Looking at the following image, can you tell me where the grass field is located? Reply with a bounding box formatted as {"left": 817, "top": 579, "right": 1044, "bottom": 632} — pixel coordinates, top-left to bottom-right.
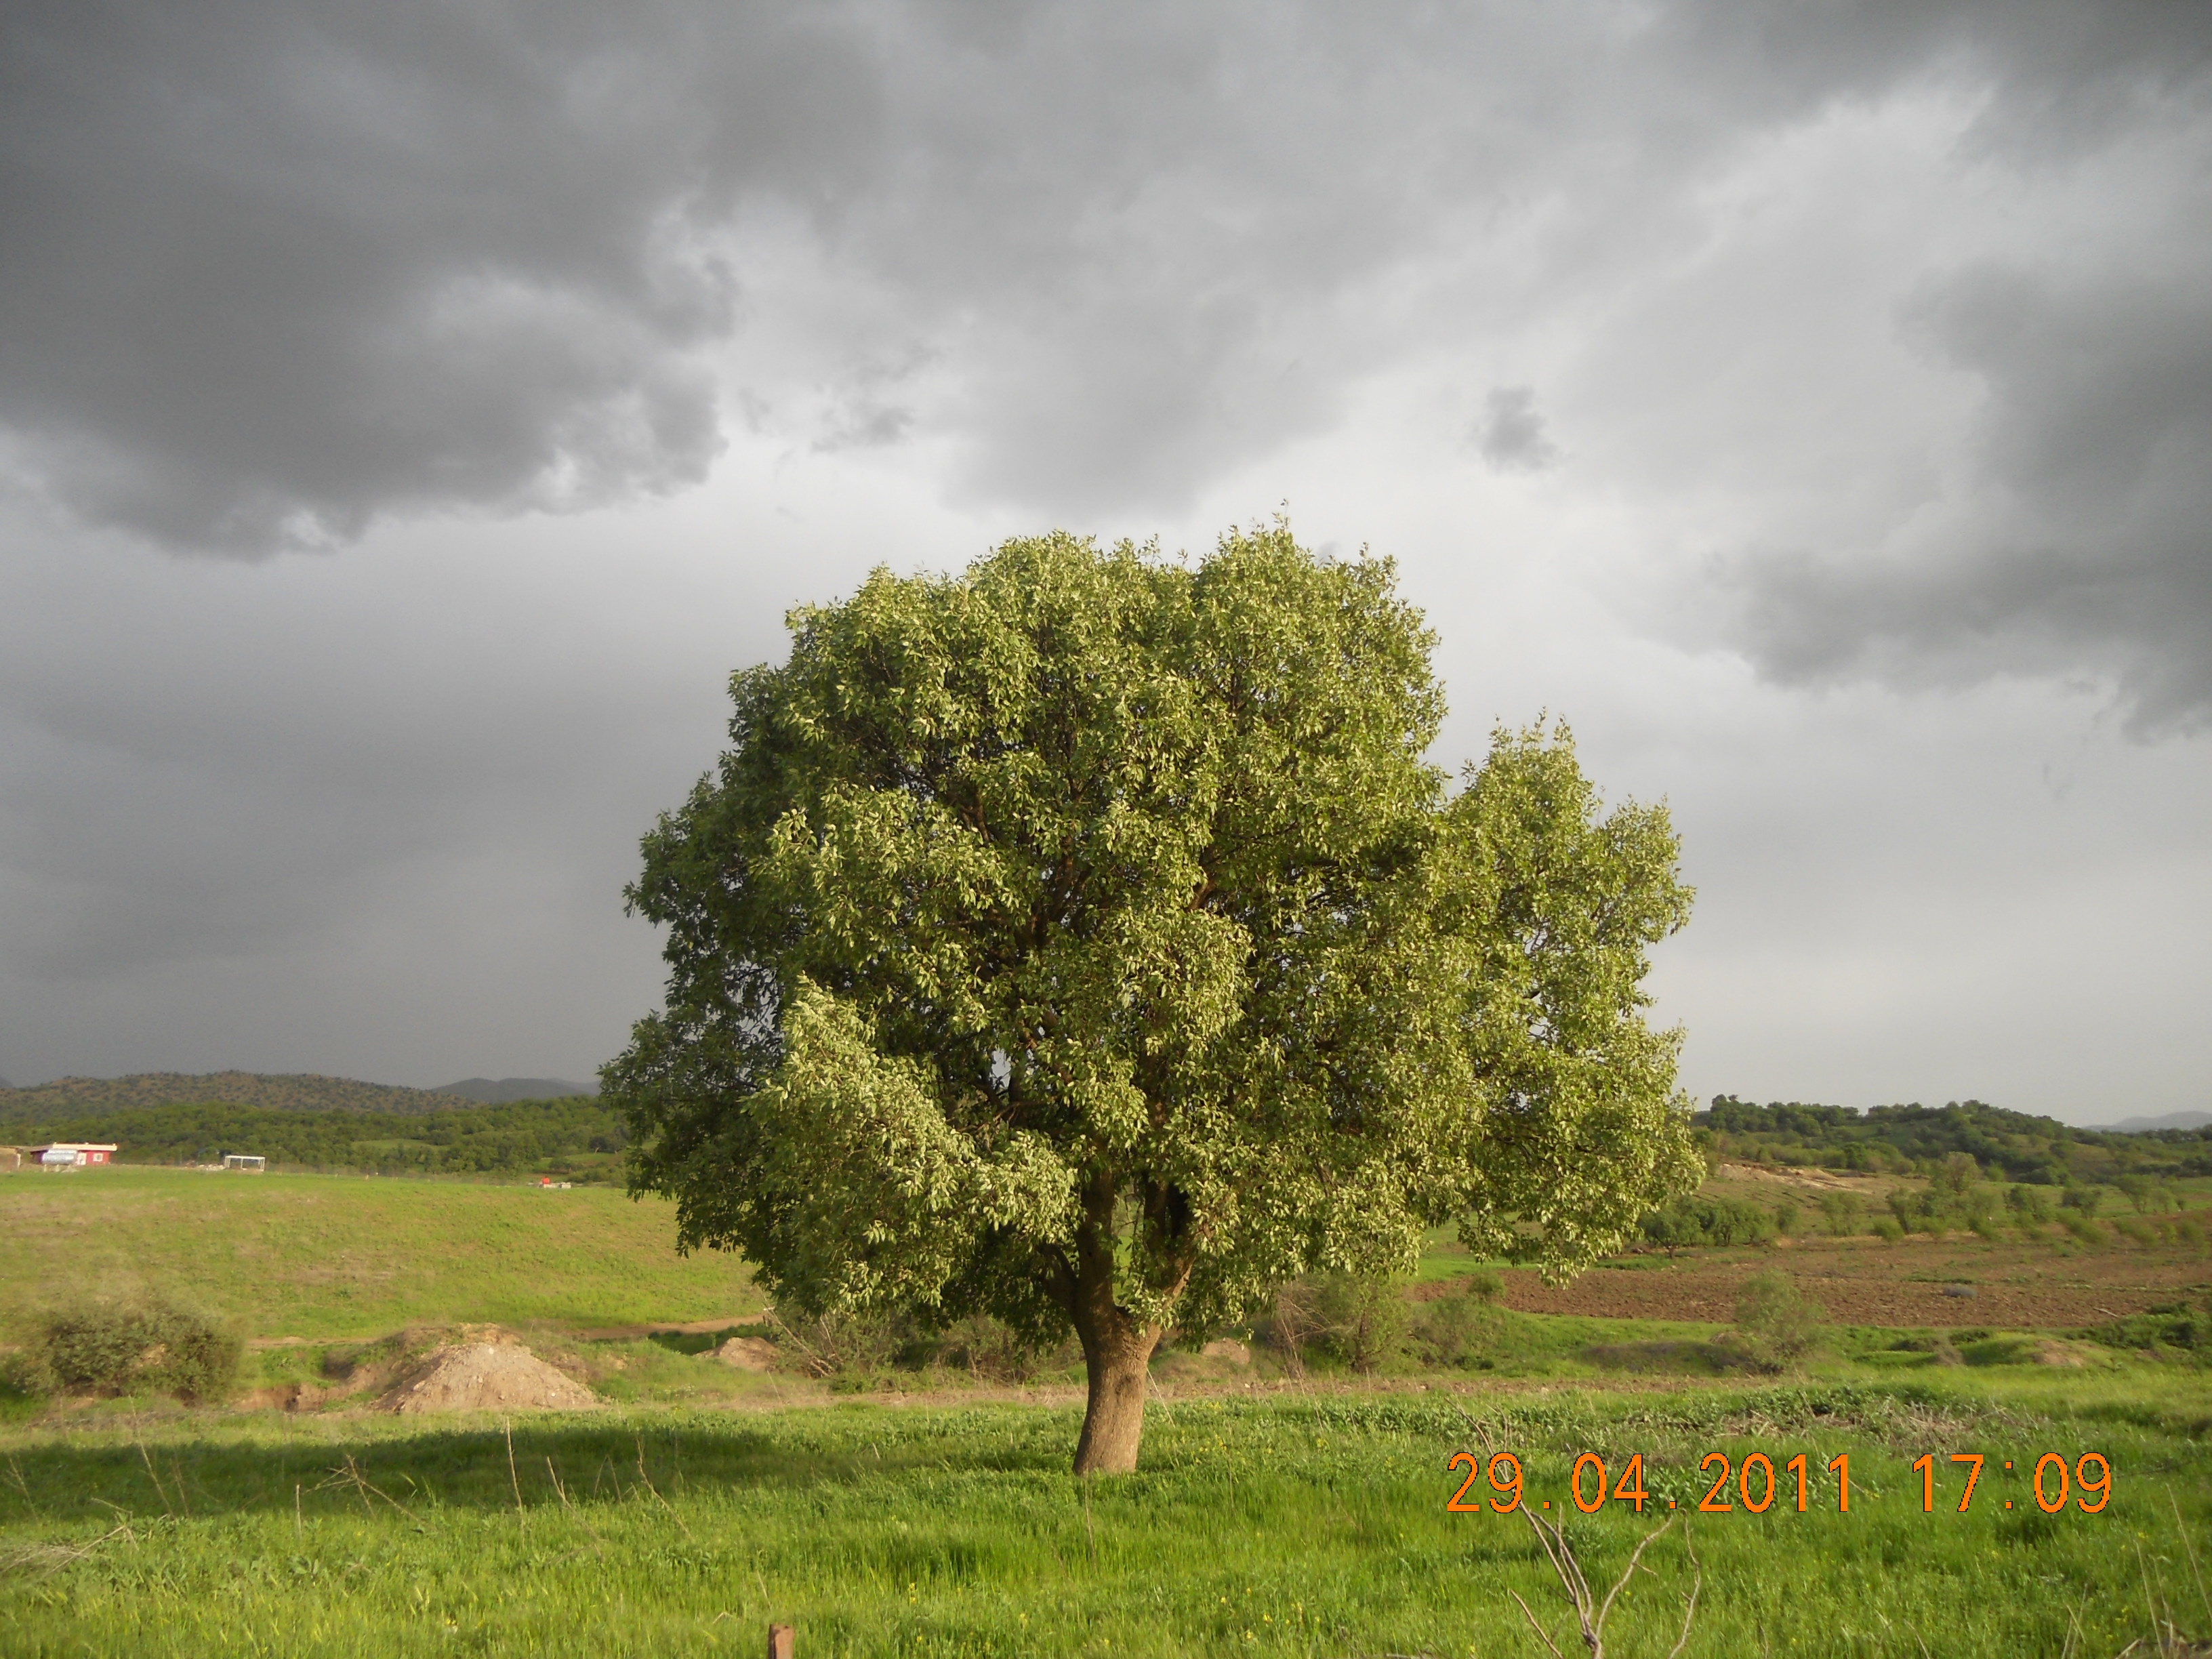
{"left": 3, "top": 1376, "right": 2208, "bottom": 1656}
{"left": 0, "top": 1169, "right": 760, "bottom": 1339}
{"left": 2, "top": 1164, "right": 2209, "bottom": 1656}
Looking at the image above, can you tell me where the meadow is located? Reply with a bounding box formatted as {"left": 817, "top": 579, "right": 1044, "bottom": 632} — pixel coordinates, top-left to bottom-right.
{"left": 0, "top": 1168, "right": 760, "bottom": 1339}
{"left": 3, "top": 1377, "right": 2209, "bottom": 1656}
{"left": 1, "top": 1161, "right": 2208, "bottom": 1656}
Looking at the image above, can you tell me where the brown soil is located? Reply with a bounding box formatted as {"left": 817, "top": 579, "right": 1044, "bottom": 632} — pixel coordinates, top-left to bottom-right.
{"left": 714, "top": 1336, "right": 779, "bottom": 1372}
{"left": 1424, "top": 1234, "right": 2210, "bottom": 1329}
{"left": 376, "top": 1339, "right": 599, "bottom": 1413}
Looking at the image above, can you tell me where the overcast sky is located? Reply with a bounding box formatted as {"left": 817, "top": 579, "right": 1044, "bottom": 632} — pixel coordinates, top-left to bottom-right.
{"left": 3, "top": 1, "right": 2208, "bottom": 1124}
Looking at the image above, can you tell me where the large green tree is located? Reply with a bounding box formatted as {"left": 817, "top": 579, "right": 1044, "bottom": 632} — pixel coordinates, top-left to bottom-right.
{"left": 606, "top": 525, "right": 1698, "bottom": 1472}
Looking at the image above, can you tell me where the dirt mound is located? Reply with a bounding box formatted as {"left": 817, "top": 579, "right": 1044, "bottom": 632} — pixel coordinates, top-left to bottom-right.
{"left": 376, "top": 1340, "right": 598, "bottom": 1414}
{"left": 714, "top": 1336, "right": 779, "bottom": 1372}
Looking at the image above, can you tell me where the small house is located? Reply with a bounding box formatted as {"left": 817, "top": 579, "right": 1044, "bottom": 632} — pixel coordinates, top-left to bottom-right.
{"left": 28, "top": 1143, "right": 117, "bottom": 1169}
{"left": 222, "top": 1153, "right": 266, "bottom": 1172}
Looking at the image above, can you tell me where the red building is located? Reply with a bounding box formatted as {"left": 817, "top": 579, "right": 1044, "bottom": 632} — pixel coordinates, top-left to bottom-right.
{"left": 28, "top": 1143, "right": 116, "bottom": 1168}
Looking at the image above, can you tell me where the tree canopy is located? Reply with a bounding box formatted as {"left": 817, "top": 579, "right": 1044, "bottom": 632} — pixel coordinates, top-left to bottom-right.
{"left": 606, "top": 524, "right": 1698, "bottom": 1471}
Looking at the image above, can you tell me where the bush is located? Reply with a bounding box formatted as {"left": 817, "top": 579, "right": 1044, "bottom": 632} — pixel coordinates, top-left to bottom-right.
{"left": 1771, "top": 1200, "right": 1800, "bottom": 1237}
{"left": 1640, "top": 1196, "right": 1777, "bottom": 1248}
{"left": 39, "top": 1298, "right": 243, "bottom": 1404}
{"left": 2007, "top": 1184, "right": 2057, "bottom": 1225}
{"left": 1818, "top": 1191, "right": 1864, "bottom": 1236}
{"left": 1307, "top": 1273, "right": 1412, "bottom": 1374}
{"left": 1870, "top": 1217, "right": 1905, "bottom": 1244}
{"left": 2057, "top": 1210, "right": 2106, "bottom": 1244}
{"left": 1725, "top": 1270, "right": 1825, "bottom": 1373}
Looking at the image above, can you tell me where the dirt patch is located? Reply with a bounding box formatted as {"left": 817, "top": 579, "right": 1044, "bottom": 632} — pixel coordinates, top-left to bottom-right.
{"left": 376, "top": 1340, "right": 598, "bottom": 1413}
{"left": 714, "top": 1336, "right": 779, "bottom": 1372}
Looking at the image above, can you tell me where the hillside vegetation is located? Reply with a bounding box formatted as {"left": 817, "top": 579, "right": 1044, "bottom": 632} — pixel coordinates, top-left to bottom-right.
{"left": 0, "top": 1098, "right": 621, "bottom": 1179}
{"left": 0, "top": 1071, "right": 480, "bottom": 1120}
{"left": 1699, "top": 1094, "right": 2212, "bottom": 1182}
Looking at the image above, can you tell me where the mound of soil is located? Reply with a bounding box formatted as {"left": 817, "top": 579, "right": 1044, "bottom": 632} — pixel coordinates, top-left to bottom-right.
{"left": 714, "top": 1336, "right": 779, "bottom": 1372}
{"left": 376, "top": 1340, "right": 598, "bottom": 1414}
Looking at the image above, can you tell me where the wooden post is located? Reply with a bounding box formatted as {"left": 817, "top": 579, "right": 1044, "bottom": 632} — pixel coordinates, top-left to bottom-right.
{"left": 766, "top": 1622, "right": 794, "bottom": 1658}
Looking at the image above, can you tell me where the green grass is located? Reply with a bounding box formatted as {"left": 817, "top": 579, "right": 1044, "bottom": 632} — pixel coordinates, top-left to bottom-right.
{"left": 2, "top": 1375, "right": 2208, "bottom": 1656}
{"left": 0, "top": 1169, "right": 760, "bottom": 1340}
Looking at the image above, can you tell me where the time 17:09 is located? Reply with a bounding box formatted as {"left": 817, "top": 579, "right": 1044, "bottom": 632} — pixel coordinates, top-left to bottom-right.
{"left": 1448, "top": 1451, "right": 1852, "bottom": 1515}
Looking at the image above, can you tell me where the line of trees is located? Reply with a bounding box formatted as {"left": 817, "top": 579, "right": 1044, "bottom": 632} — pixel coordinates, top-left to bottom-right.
{"left": 1696, "top": 1097, "right": 2212, "bottom": 1183}
{"left": 3, "top": 1098, "right": 623, "bottom": 1178}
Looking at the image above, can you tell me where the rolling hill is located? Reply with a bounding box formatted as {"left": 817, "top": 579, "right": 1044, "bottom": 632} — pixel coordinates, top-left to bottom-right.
{"left": 0, "top": 1071, "right": 478, "bottom": 1120}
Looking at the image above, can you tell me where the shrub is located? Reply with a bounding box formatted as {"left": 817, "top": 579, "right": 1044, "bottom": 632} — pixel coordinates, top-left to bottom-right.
{"left": 2057, "top": 1210, "right": 2106, "bottom": 1244}
{"left": 1818, "top": 1191, "right": 1864, "bottom": 1236}
{"left": 1725, "top": 1270, "right": 1825, "bottom": 1372}
{"left": 1871, "top": 1217, "right": 1905, "bottom": 1244}
{"left": 1771, "top": 1200, "right": 1800, "bottom": 1237}
{"left": 1640, "top": 1196, "right": 1777, "bottom": 1248}
{"left": 1412, "top": 1291, "right": 1490, "bottom": 1370}
{"left": 39, "top": 1298, "right": 243, "bottom": 1404}
{"left": 2007, "top": 1184, "right": 2057, "bottom": 1225}
{"left": 1308, "top": 1273, "right": 1412, "bottom": 1374}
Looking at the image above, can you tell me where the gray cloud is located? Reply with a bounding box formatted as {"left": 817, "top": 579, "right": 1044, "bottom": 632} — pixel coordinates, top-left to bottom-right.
{"left": 0, "top": 2, "right": 879, "bottom": 550}
{"left": 1723, "top": 260, "right": 2212, "bottom": 730}
{"left": 1474, "top": 387, "right": 1558, "bottom": 472}
{"left": 7, "top": 0, "right": 2212, "bottom": 1103}
{"left": 13, "top": 1, "right": 2208, "bottom": 554}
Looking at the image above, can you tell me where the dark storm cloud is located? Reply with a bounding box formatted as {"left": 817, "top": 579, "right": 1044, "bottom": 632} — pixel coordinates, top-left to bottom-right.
{"left": 4, "top": 0, "right": 2210, "bottom": 702}
{"left": 0, "top": 1, "right": 879, "bottom": 550}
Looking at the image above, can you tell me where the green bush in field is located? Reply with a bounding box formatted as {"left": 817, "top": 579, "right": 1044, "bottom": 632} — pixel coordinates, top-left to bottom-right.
{"left": 1870, "top": 1216, "right": 1905, "bottom": 1244}
{"left": 1409, "top": 1279, "right": 1501, "bottom": 1370}
{"left": 1770, "top": 1198, "right": 1799, "bottom": 1236}
{"left": 1308, "top": 1273, "right": 1412, "bottom": 1374}
{"left": 1639, "top": 1195, "right": 1776, "bottom": 1248}
{"left": 38, "top": 1297, "right": 243, "bottom": 1404}
{"left": 1818, "top": 1189, "right": 1864, "bottom": 1235}
{"left": 1725, "top": 1269, "right": 1824, "bottom": 1373}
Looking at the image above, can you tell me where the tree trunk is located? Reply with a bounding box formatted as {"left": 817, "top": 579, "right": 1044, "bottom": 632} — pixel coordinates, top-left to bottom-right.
{"left": 1067, "top": 1174, "right": 1163, "bottom": 1475}
{"left": 1071, "top": 1309, "right": 1158, "bottom": 1476}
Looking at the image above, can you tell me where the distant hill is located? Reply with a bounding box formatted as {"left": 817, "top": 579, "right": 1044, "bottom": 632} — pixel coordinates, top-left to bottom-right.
{"left": 435, "top": 1076, "right": 597, "bottom": 1104}
{"left": 2101, "top": 1109, "right": 2212, "bottom": 1134}
{"left": 0, "top": 1071, "right": 478, "bottom": 1122}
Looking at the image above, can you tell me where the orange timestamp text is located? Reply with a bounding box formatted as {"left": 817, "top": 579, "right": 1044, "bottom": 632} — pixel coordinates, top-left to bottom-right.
{"left": 1446, "top": 1450, "right": 2112, "bottom": 1517}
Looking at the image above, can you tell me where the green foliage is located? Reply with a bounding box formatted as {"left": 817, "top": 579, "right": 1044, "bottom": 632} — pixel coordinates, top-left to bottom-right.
{"left": 1639, "top": 1195, "right": 1776, "bottom": 1248}
{"left": 1769, "top": 1198, "right": 1799, "bottom": 1236}
{"left": 1725, "top": 1269, "right": 1825, "bottom": 1372}
{"left": 1818, "top": 1190, "right": 1864, "bottom": 1235}
{"left": 2062, "top": 1183, "right": 2104, "bottom": 1217}
{"left": 1, "top": 1097, "right": 623, "bottom": 1176}
{"left": 1870, "top": 1216, "right": 1905, "bottom": 1244}
{"left": 607, "top": 525, "right": 1699, "bottom": 1384}
{"left": 0, "top": 1070, "right": 499, "bottom": 1122}
{"left": 37, "top": 1296, "right": 242, "bottom": 1404}
{"left": 2007, "top": 1183, "right": 2057, "bottom": 1225}
{"left": 1698, "top": 1094, "right": 2212, "bottom": 1183}
{"left": 1305, "top": 1274, "right": 1412, "bottom": 1374}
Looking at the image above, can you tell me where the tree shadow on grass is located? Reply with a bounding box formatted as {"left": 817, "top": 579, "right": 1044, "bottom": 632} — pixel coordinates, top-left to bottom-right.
{"left": 0, "top": 1412, "right": 1074, "bottom": 1527}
